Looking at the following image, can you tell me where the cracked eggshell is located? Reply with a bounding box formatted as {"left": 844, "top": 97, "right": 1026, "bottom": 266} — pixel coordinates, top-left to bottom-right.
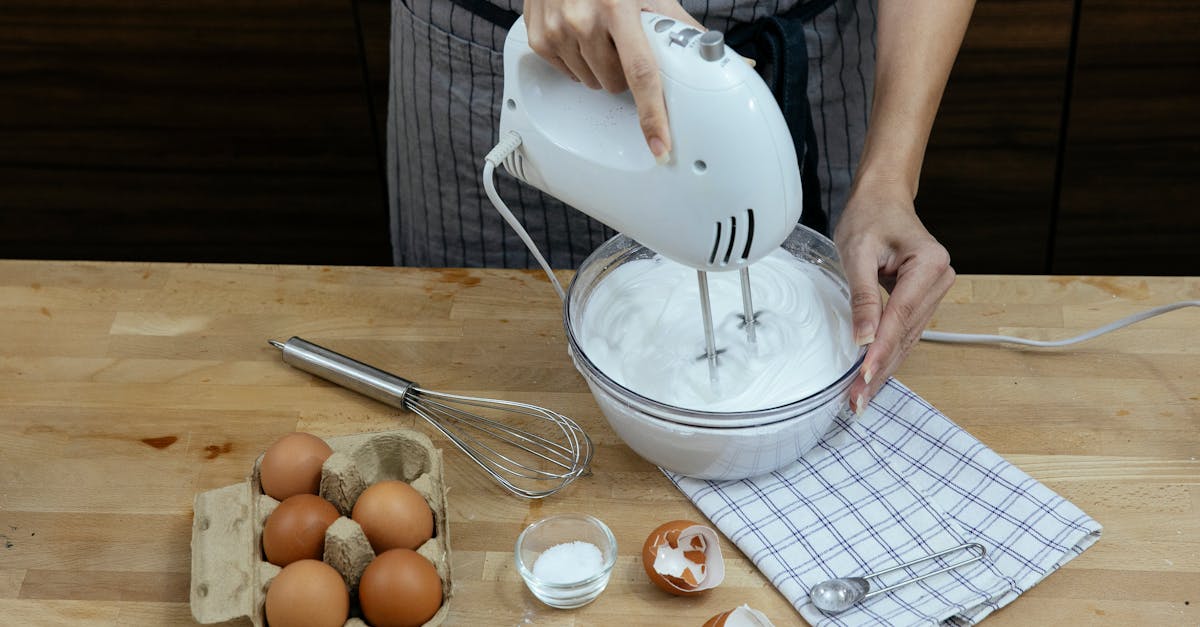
{"left": 703, "top": 605, "right": 776, "bottom": 627}
{"left": 640, "top": 520, "right": 725, "bottom": 595}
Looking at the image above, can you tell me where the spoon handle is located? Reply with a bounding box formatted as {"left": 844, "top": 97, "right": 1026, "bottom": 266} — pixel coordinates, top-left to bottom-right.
{"left": 862, "top": 543, "right": 987, "bottom": 600}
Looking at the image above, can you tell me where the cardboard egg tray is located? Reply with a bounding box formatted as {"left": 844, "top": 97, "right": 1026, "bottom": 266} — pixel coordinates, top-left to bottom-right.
{"left": 190, "top": 429, "right": 451, "bottom": 626}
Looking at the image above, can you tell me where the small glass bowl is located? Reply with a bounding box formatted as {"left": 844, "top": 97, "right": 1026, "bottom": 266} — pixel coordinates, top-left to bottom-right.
{"left": 514, "top": 514, "right": 618, "bottom": 609}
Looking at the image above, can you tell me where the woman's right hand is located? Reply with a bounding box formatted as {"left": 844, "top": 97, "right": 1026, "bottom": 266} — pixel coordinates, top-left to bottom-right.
{"left": 523, "top": 0, "right": 703, "bottom": 164}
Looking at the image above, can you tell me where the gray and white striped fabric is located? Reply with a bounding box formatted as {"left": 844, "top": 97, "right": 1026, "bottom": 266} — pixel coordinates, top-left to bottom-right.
{"left": 387, "top": 0, "right": 876, "bottom": 268}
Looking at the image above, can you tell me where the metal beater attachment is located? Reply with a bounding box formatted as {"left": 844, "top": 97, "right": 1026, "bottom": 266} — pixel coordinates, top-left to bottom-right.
{"left": 696, "top": 270, "right": 721, "bottom": 369}
{"left": 269, "top": 337, "right": 592, "bottom": 499}
{"left": 738, "top": 266, "right": 758, "bottom": 344}
{"left": 695, "top": 267, "right": 761, "bottom": 372}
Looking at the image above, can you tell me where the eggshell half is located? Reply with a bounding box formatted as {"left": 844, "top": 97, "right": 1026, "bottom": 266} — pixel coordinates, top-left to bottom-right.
{"left": 640, "top": 519, "right": 726, "bottom": 595}
{"left": 703, "top": 605, "right": 776, "bottom": 627}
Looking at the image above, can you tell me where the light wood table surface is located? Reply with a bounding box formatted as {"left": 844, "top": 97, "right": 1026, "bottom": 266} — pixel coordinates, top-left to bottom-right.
{"left": 0, "top": 261, "right": 1196, "bottom": 626}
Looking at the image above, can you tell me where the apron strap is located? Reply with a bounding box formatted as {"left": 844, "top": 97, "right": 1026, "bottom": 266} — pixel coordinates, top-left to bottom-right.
{"left": 445, "top": 0, "right": 520, "bottom": 29}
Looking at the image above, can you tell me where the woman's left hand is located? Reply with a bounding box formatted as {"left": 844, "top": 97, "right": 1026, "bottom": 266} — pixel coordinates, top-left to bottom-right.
{"left": 834, "top": 179, "right": 956, "bottom": 414}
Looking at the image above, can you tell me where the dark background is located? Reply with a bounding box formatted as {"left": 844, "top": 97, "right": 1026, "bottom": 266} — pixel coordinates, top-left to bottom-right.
{"left": 1, "top": 0, "right": 1197, "bottom": 274}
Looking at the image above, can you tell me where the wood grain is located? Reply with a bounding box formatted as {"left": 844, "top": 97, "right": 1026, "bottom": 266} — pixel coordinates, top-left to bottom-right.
{"left": 0, "top": 1, "right": 391, "bottom": 265}
{"left": 0, "top": 261, "right": 1196, "bottom": 625}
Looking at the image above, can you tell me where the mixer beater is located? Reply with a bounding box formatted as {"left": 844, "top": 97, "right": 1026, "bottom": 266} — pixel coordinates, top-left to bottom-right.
{"left": 739, "top": 267, "right": 759, "bottom": 343}
{"left": 697, "top": 267, "right": 760, "bottom": 377}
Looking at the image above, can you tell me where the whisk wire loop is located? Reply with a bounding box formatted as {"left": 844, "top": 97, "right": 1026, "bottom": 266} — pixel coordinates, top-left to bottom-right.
{"left": 398, "top": 389, "right": 592, "bottom": 499}
{"left": 416, "top": 392, "right": 581, "bottom": 462}
{"left": 406, "top": 402, "right": 571, "bottom": 498}
{"left": 271, "top": 337, "right": 592, "bottom": 499}
{"left": 412, "top": 394, "right": 580, "bottom": 478}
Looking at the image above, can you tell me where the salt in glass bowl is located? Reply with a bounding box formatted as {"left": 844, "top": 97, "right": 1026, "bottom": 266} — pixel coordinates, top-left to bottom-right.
{"left": 514, "top": 514, "right": 618, "bottom": 609}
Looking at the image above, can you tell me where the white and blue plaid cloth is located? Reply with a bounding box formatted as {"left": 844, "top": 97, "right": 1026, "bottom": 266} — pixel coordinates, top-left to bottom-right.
{"left": 666, "top": 379, "right": 1101, "bottom": 626}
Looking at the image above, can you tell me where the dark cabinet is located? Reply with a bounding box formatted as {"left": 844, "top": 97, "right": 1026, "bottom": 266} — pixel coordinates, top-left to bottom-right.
{"left": 0, "top": 1, "right": 391, "bottom": 265}
{"left": 0, "top": 0, "right": 1196, "bottom": 274}
{"left": 919, "top": 0, "right": 1074, "bottom": 274}
{"left": 922, "top": 0, "right": 1198, "bottom": 275}
{"left": 1053, "top": 0, "right": 1200, "bottom": 274}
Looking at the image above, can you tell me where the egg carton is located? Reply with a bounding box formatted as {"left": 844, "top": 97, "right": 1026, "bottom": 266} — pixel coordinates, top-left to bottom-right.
{"left": 190, "top": 429, "right": 451, "bottom": 626}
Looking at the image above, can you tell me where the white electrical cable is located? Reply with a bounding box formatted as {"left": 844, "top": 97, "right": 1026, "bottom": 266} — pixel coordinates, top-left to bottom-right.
{"left": 920, "top": 300, "right": 1200, "bottom": 347}
{"left": 483, "top": 132, "right": 565, "bottom": 300}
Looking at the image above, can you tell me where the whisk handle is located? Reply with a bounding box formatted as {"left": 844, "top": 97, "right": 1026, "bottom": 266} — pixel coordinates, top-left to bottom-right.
{"left": 270, "top": 337, "right": 415, "bottom": 410}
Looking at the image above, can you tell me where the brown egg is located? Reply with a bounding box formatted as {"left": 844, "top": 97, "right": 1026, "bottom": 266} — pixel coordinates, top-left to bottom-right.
{"left": 351, "top": 480, "right": 434, "bottom": 553}
{"left": 641, "top": 519, "right": 726, "bottom": 595}
{"left": 260, "top": 432, "right": 333, "bottom": 500}
{"left": 262, "top": 494, "right": 341, "bottom": 566}
{"left": 358, "top": 548, "right": 443, "bottom": 627}
{"left": 264, "top": 559, "right": 349, "bottom": 627}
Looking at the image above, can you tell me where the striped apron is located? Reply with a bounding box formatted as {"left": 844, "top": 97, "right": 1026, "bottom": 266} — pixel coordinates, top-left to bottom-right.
{"left": 388, "top": 0, "right": 876, "bottom": 268}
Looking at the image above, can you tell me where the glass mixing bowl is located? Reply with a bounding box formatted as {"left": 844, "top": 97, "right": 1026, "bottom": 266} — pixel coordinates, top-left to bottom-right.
{"left": 563, "top": 224, "right": 865, "bottom": 479}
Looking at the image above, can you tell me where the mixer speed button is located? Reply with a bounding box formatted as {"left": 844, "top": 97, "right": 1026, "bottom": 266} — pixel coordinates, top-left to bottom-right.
{"left": 670, "top": 28, "right": 701, "bottom": 47}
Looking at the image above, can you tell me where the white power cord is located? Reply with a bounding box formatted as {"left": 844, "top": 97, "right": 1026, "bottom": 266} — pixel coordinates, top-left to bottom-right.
{"left": 920, "top": 300, "right": 1200, "bottom": 347}
{"left": 483, "top": 131, "right": 565, "bottom": 300}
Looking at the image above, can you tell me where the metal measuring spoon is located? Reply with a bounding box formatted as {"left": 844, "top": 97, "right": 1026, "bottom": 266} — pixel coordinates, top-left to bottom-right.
{"left": 810, "top": 542, "right": 987, "bottom": 614}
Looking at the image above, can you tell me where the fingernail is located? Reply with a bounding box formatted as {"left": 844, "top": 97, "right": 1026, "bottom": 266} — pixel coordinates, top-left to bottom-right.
{"left": 855, "top": 325, "right": 875, "bottom": 346}
{"left": 863, "top": 367, "right": 873, "bottom": 385}
{"left": 650, "top": 137, "right": 670, "bottom": 165}
{"left": 855, "top": 395, "right": 866, "bottom": 416}
{"left": 743, "top": 57, "right": 757, "bottom": 68}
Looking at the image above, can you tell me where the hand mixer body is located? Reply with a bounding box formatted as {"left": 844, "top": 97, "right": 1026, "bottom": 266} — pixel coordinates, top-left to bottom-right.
{"left": 499, "top": 13, "right": 802, "bottom": 271}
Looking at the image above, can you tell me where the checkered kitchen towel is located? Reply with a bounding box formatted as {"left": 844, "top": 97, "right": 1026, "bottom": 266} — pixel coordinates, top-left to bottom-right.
{"left": 666, "top": 379, "right": 1101, "bottom": 626}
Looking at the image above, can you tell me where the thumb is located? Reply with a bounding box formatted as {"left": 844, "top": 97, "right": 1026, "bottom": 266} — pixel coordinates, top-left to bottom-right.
{"left": 842, "top": 249, "right": 883, "bottom": 347}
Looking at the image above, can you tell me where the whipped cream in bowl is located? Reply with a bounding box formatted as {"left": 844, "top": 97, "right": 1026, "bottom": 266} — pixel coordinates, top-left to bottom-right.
{"left": 563, "top": 224, "right": 865, "bottom": 478}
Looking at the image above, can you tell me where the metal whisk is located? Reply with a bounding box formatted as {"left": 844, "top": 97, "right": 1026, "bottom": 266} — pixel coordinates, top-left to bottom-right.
{"left": 269, "top": 337, "right": 592, "bottom": 499}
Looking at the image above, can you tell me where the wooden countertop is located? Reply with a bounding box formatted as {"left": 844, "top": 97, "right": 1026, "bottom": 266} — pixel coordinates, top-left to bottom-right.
{"left": 0, "top": 260, "right": 1196, "bottom": 625}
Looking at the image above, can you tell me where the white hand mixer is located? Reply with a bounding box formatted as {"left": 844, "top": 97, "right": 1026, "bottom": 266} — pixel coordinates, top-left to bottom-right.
{"left": 483, "top": 14, "right": 1200, "bottom": 368}
{"left": 483, "top": 12, "right": 804, "bottom": 368}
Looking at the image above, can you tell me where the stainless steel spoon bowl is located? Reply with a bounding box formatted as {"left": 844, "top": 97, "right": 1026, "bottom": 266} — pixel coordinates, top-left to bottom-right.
{"left": 810, "top": 576, "right": 871, "bottom": 613}
{"left": 809, "top": 543, "right": 986, "bottom": 614}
